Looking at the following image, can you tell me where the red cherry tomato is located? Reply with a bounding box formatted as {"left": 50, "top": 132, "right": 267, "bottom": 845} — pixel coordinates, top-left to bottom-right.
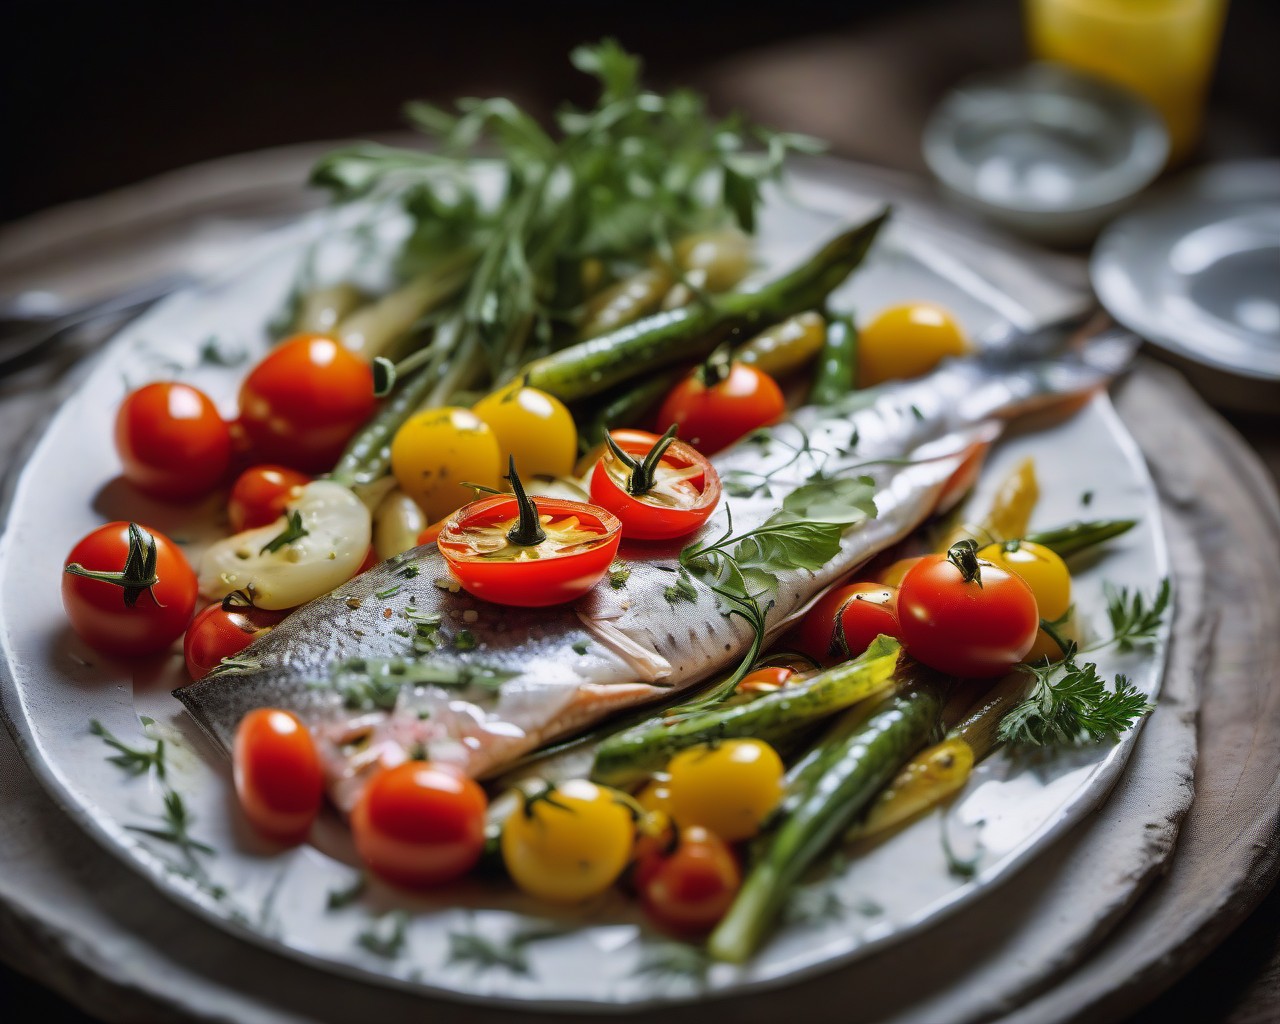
{"left": 897, "top": 544, "right": 1039, "bottom": 678}
{"left": 115, "top": 382, "right": 232, "bottom": 501}
{"left": 62, "top": 522, "right": 197, "bottom": 657}
{"left": 794, "top": 583, "right": 900, "bottom": 664}
{"left": 233, "top": 708, "right": 324, "bottom": 844}
{"left": 637, "top": 825, "right": 741, "bottom": 935}
{"left": 438, "top": 474, "right": 622, "bottom": 607}
{"left": 237, "top": 334, "right": 375, "bottom": 473}
{"left": 589, "top": 428, "right": 721, "bottom": 540}
{"left": 184, "top": 602, "right": 287, "bottom": 680}
{"left": 656, "top": 361, "right": 786, "bottom": 455}
{"left": 227, "top": 464, "right": 311, "bottom": 532}
{"left": 735, "top": 665, "right": 796, "bottom": 695}
{"left": 351, "top": 761, "right": 487, "bottom": 888}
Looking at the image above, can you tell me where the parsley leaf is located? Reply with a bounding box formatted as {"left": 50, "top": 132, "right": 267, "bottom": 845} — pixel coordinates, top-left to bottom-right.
{"left": 998, "top": 653, "right": 1152, "bottom": 748}
{"left": 1102, "top": 578, "right": 1171, "bottom": 652}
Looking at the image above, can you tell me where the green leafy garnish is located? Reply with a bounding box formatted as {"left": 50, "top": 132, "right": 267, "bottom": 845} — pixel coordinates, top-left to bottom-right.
{"left": 90, "top": 719, "right": 166, "bottom": 779}
{"left": 126, "top": 790, "right": 215, "bottom": 860}
{"left": 326, "top": 874, "right": 367, "bottom": 910}
{"left": 998, "top": 652, "right": 1152, "bottom": 748}
{"left": 259, "top": 510, "right": 308, "bottom": 556}
{"left": 633, "top": 942, "right": 710, "bottom": 983}
{"left": 357, "top": 911, "right": 409, "bottom": 959}
{"left": 334, "top": 656, "right": 518, "bottom": 709}
{"left": 1101, "top": 578, "right": 1171, "bottom": 652}
{"left": 309, "top": 40, "right": 820, "bottom": 382}
{"left": 445, "top": 926, "right": 565, "bottom": 976}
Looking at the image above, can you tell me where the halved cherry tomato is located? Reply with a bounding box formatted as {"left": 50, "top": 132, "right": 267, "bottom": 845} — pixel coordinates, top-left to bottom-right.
{"left": 897, "top": 541, "right": 1039, "bottom": 678}
{"left": 656, "top": 359, "right": 785, "bottom": 455}
{"left": 115, "top": 382, "right": 232, "bottom": 501}
{"left": 62, "top": 522, "right": 197, "bottom": 657}
{"left": 233, "top": 708, "right": 323, "bottom": 844}
{"left": 184, "top": 601, "right": 287, "bottom": 680}
{"left": 637, "top": 825, "right": 741, "bottom": 935}
{"left": 228, "top": 465, "right": 311, "bottom": 532}
{"left": 794, "top": 583, "right": 899, "bottom": 664}
{"left": 472, "top": 382, "right": 578, "bottom": 479}
{"left": 351, "top": 761, "right": 487, "bottom": 888}
{"left": 438, "top": 463, "right": 621, "bottom": 607}
{"left": 589, "top": 427, "right": 721, "bottom": 540}
{"left": 500, "top": 779, "right": 636, "bottom": 903}
{"left": 238, "top": 334, "right": 375, "bottom": 473}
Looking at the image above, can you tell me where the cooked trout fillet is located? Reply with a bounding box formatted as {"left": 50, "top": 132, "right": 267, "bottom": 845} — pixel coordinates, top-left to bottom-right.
{"left": 174, "top": 315, "right": 1134, "bottom": 803}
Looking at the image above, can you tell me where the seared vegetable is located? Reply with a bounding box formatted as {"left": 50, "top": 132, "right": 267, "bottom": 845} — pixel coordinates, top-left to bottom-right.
{"left": 736, "top": 311, "right": 826, "bottom": 378}
{"left": 708, "top": 675, "right": 947, "bottom": 962}
{"left": 1023, "top": 518, "right": 1138, "bottom": 559}
{"left": 590, "top": 636, "right": 901, "bottom": 788}
{"left": 522, "top": 213, "right": 890, "bottom": 402}
{"left": 810, "top": 312, "right": 858, "bottom": 405}
{"left": 846, "top": 736, "right": 974, "bottom": 842}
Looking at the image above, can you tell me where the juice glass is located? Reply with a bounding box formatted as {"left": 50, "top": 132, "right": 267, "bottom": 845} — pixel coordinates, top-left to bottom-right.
{"left": 1024, "top": 0, "right": 1228, "bottom": 163}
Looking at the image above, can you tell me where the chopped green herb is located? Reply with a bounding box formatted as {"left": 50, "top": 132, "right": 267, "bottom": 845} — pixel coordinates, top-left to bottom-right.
{"left": 445, "top": 926, "right": 564, "bottom": 975}
{"left": 609, "top": 563, "right": 631, "bottom": 589}
{"left": 126, "top": 790, "right": 215, "bottom": 862}
{"left": 260, "top": 510, "right": 308, "bottom": 556}
{"left": 90, "top": 719, "right": 166, "bottom": 779}
{"left": 357, "top": 911, "right": 409, "bottom": 959}
{"left": 326, "top": 874, "right": 367, "bottom": 910}
{"left": 1080, "top": 490, "right": 1094, "bottom": 507}
{"left": 455, "top": 629, "right": 478, "bottom": 652}
{"left": 633, "top": 942, "right": 710, "bottom": 983}
{"left": 197, "top": 335, "right": 248, "bottom": 367}
{"left": 398, "top": 564, "right": 421, "bottom": 579}
{"left": 374, "top": 583, "right": 402, "bottom": 600}
{"left": 572, "top": 640, "right": 590, "bottom": 655}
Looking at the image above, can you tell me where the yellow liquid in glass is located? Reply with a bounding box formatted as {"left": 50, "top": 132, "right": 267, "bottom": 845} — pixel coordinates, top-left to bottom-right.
{"left": 1025, "top": 0, "right": 1228, "bottom": 163}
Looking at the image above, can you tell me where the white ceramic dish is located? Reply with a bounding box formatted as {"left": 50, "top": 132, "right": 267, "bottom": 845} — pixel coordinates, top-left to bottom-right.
{"left": 0, "top": 167, "right": 1169, "bottom": 1009}
{"left": 924, "top": 62, "right": 1169, "bottom": 245}
{"left": 1092, "top": 159, "right": 1280, "bottom": 387}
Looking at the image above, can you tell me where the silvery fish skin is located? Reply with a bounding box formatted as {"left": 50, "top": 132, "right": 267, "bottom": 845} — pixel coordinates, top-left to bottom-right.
{"left": 174, "top": 317, "right": 1134, "bottom": 803}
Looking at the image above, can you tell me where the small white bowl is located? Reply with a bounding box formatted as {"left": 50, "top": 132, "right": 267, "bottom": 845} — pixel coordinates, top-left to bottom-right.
{"left": 924, "top": 62, "right": 1169, "bottom": 245}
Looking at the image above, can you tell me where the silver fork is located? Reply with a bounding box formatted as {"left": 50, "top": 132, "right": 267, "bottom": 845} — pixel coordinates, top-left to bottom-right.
{"left": 0, "top": 273, "right": 195, "bottom": 375}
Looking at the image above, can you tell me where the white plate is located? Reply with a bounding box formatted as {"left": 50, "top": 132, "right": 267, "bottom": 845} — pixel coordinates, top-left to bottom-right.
{"left": 1092, "top": 159, "right": 1280, "bottom": 383}
{"left": 0, "top": 166, "right": 1169, "bottom": 1009}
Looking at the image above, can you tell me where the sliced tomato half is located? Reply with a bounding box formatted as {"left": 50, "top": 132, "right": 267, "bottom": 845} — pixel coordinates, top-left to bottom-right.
{"left": 589, "top": 426, "right": 721, "bottom": 541}
{"left": 438, "top": 461, "right": 622, "bottom": 607}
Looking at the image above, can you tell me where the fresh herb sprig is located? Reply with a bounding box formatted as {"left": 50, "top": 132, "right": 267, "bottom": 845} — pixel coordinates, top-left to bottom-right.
{"left": 310, "top": 39, "right": 821, "bottom": 392}
{"left": 998, "top": 578, "right": 1168, "bottom": 748}
{"left": 90, "top": 718, "right": 166, "bottom": 779}
{"left": 446, "top": 926, "right": 566, "bottom": 976}
{"left": 125, "top": 789, "right": 216, "bottom": 860}
{"left": 357, "top": 911, "right": 409, "bottom": 959}
{"left": 674, "top": 474, "right": 877, "bottom": 708}
{"left": 260, "top": 511, "right": 309, "bottom": 556}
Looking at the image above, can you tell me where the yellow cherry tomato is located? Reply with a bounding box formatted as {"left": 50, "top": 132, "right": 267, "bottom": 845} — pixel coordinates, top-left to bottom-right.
{"left": 472, "top": 382, "right": 578, "bottom": 480}
{"left": 858, "top": 302, "right": 969, "bottom": 386}
{"left": 500, "top": 779, "right": 636, "bottom": 903}
{"left": 977, "top": 540, "right": 1071, "bottom": 621}
{"left": 637, "top": 777, "right": 675, "bottom": 818}
{"left": 666, "top": 739, "right": 784, "bottom": 842}
{"left": 877, "top": 555, "right": 926, "bottom": 588}
{"left": 390, "top": 407, "right": 501, "bottom": 521}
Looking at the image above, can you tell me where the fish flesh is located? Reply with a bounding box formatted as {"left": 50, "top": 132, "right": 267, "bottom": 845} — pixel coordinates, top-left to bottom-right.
{"left": 174, "top": 314, "right": 1135, "bottom": 807}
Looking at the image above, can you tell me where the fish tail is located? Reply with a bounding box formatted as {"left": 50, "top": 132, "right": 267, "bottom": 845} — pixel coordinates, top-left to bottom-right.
{"left": 962, "top": 310, "right": 1139, "bottom": 422}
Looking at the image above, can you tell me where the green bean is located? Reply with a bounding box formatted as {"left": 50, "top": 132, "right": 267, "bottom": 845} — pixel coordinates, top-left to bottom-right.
{"left": 522, "top": 211, "right": 890, "bottom": 402}
{"left": 708, "top": 677, "right": 945, "bottom": 963}
{"left": 590, "top": 637, "right": 901, "bottom": 789}
{"left": 810, "top": 312, "right": 858, "bottom": 405}
{"left": 1022, "top": 519, "right": 1137, "bottom": 559}
{"left": 329, "top": 364, "right": 438, "bottom": 487}
{"left": 578, "top": 368, "right": 687, "bottom": 449}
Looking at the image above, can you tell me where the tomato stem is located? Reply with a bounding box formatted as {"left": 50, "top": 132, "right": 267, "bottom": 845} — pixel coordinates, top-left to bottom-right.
{"left": 505, "top": 457, "right": 547, "bottom": 547}
{"left": 64, "top": 522, "right": 164, "bottom": 608}
{"left": 603, "top": 423, "right": 681, "bottom": 496}
{"left": 695, "top": 343, "right": 733, "bottom": 387}
{"left": 946, "top": 539, "right": 983, "bottom": 586}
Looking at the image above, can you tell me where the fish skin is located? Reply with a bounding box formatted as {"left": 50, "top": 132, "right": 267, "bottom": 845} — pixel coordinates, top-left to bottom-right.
{"left": 174, "top": 315, "right": 1136, "bottom": 796}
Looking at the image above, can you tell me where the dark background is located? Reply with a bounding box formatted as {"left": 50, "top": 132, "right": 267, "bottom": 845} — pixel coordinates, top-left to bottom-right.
{"left": 2, "top": 1, "right": 1278, "bottom": 1021}
{"left": 4, "top": 0, "right": 1277, "bottom": 226}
